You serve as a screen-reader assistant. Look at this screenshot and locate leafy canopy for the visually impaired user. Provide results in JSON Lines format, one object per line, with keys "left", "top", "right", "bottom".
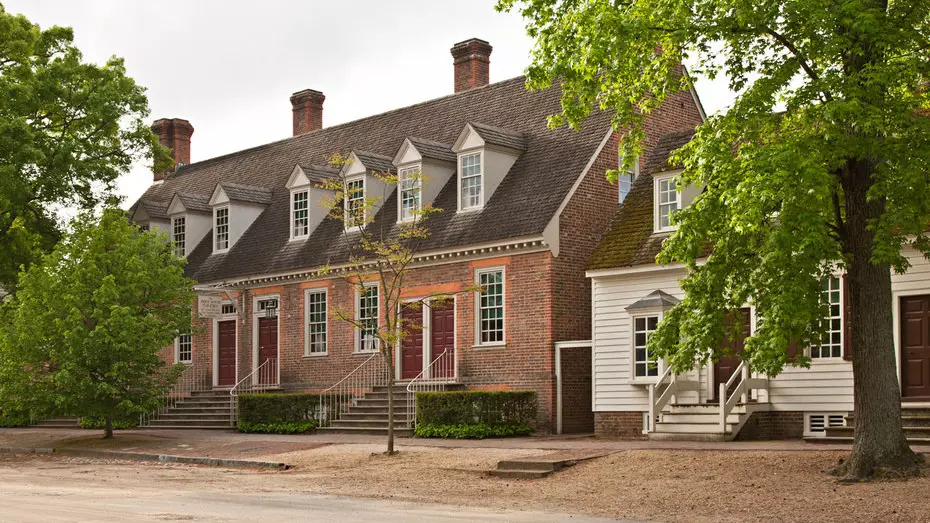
{"left": 0, "top": 4, "right": 171, "bottom": 290}
{"left": 498, "top": 0, "right": 930, "bottom": 375}
{"left": 0, "top": 208, "right": 194, "bottom": 425}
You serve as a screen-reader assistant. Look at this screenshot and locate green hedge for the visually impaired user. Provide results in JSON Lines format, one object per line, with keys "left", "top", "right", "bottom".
{"left": 0, "top": 411, "right": 29, "bottom": 428}
{"left": 238, "top": 420, "right": 317, "bottom": 434}
{"left": 238, "top": 392, "right": 343, "bottom": 434}
{"left": 415, "top": 390, "right": 537, "bottom": 439}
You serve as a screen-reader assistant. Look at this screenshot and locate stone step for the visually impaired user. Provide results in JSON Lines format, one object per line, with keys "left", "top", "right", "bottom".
{"left": 316, "top": 426, "right": 413, "bottom": 437}
{"left": 140, "top": 425, "right": 234, "bottom": 430}
{"left": 360, "top": 391, "right": 415, "bottom": 401}
{"left": 338, "top": 412, "right": 412, "bottom": 421}
{"left": 329, "top": 419, "right": 412, "bottom": 429}
{"left": 660, "top": 413, "right": 741, "bottom": 424}
{"left": 157, "top": 412, "right": 233, "bottom": 421}
{"left": 147, "top": 418, "right": 232, "bottom": 428}
{"left": 161, "top": 406, "right": 235, "bottom": 415}
{"left": 175, "top": 399, "right": 234, "bottom": 408}
{"left": 654, "top": 421, "right": 734, "bottom": 434}
{"left": 352, "top": 399, "right": 412, "bottom": 408}
{"left": 648, "top": 431, "right": 730, "bottom": 442}
{"left": 805, "top": 435, "right": 930, "bottom": 445}
{"left": 343, "top": 404, "right": 411, "bottom": 413}
{"left": 824, "top": 425, "right": 930, "bottom": 439}
{"left": 846, "top": 414, "right": 930, "bottom": 428}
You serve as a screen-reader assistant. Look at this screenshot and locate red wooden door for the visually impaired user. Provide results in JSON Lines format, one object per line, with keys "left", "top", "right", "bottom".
{"left": 258, "top": 317, "right": 278, "bottom": 385}
{"left": 714, "top": 308, "right": 751, "bottom": 399}
{"left": 900, "top": 296, "right": 930, "bottom": 399}
{"left": 430, "top": 301, "right": 455, "bottom": 379}
{"left": 401, "top": 304, "right": 424, "bottom": 380}
{"left": 217, "top": 320, "right": 237, "bottom": 387}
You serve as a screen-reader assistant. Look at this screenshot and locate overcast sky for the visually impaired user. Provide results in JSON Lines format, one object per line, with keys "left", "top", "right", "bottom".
{"left": 5, "top": 0, "right": 735, "bottom": 207}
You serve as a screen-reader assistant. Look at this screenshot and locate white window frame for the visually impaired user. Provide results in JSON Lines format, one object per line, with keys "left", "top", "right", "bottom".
{"left": 654, "top": 173, "right": 680, "bottom": 232}
{"left": 214, "top": 206, "right": 230, "bottom": 253}
{"left": 175, "top": 333, "right": 193, "bottom": 364}
{"left": 398, "top": 165, "right": 422, "bottom": 223}
{"left": 458, "top": 151, "right": 484, "bottom": 212}
{"left": 355, "top": 283, "right": 380, "bottom": 353}
{"left": 172, "top": 215, "right": 186, "bottom": 257}
{"left": 304, "top": 287, "right": 328, "bottom": 356}
{"left": 345, "top": 176, "right": 365, "bottom": 230}
{"left": 804, "top": 412, "right": 847, "bottom": 437}
{"left": 474, "top": 266, "right": 506, "bottom": 347}
{"left": 290, "top": 189, "right": 310, "bottom": 240}
{"left": 810, "top": 275, "right": 844, "bottom": 359}
{"left": 618, "top": 154, "right": 639, "bottom": 204}
{"left": 631, "top": 311, "right": 663, "bottom": 383}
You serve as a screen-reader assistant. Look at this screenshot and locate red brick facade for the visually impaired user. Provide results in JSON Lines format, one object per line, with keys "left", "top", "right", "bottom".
{"left": 734, "top": 411, "right": 804, "bottom": 441}
{"left": 594, "top": 412, "right": 647, "bottom": 439}
{"left": 559, "top": 345, "right": 593, "bottom": 433}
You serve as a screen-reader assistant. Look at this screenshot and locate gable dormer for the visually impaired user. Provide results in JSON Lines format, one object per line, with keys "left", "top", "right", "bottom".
{"left": 451, "top": 122, "right": 526, "bottom": 212}
{"left": 131, "top": 199, "right": 170, "bottom": 233}
{"left": 208, "top": 182, "right": 273, "bottom": 254}
{"left": 392, "top": 138, "right": 456, "bottom": 222}
{"left": 340, "top": 151, "right": 395, "bottom": 229}
{"left": 286, "top": 164, "right": 338, "bottom": 240}
{"left": 166, "top": 193, "right": 212, "bottom": 257}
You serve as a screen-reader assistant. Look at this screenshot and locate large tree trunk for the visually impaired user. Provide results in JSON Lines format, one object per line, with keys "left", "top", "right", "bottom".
{"left": 832, "top": 158, "right": 921, "bottom": 479}
{"left": 103, "top": 416, "right": 113, "bottom": 439}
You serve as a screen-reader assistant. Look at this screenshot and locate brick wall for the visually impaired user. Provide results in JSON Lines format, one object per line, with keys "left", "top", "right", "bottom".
{"left": 735, "top": 411, "right": 805, "bottom": 441}
{"left": 594, "top": 412, "right": 646, "bottom": 439}
{"left": 560, "top": 346, "right": 593, "bottom": 433}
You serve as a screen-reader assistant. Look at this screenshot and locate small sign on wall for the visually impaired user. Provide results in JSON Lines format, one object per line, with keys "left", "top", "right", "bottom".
{"left": 198, "top": 295, "right": 224, "bottom": 319}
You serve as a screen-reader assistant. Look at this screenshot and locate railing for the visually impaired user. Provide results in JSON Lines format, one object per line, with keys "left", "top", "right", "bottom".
{"left": 317, "top": 353, "right": 388, "bottom": 428}
{"left": 647, "top": 365, "right": 701, "bottom": 433}
{"left": 406, "top": 349, "right": 456, "bottom": 428}
{"left": 140, "top": 363, "right": 211, "bottom": 427}
{"left": 229, "top": 358, "right": 279, "bottom": 427}
{"left": 718, "top": 361, "right": 768, "bottom": 432}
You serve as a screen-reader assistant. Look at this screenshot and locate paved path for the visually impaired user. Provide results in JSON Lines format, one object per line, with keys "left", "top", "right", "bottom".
{"left": 0, "top": 474, "right": 637, "bottom": 523}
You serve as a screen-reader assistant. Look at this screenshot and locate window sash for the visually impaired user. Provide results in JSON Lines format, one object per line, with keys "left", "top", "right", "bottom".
{"left": 357, "top": 285, "right": 379, "bottom": 351}
{"left": 477, "top": 269, "right": 504, "bottom": 344}
{"left": 177, "top": 334, "right": 192, "bottom": 363}
{"left": 811, "top": 276, "right": 843, "bottom": 358}
{"left": 460, "top": 153, "right": 482, "bottom": 209}
{"left": 400, "top": 167, "right": 421, "bottom": 221}
{"left": 658, "top": 178, "right": 678, "bottom": 229}
{"left": 172, "top": 217, "right": 186, "bottom": 257}
{"left": 618, "top": 154, "right": 638, "bottom": 204}
{"left": 633, "top": 315, "right": 660, "bottom": 378}
{"left": 292, "top": 191, "right": 309, "bottom": 237}
{"left": 346, "top": 179, "right": 365, "bottom": 227}
{"left": 215, "top": 208, "right": 229, "bottom": 251}
{"left": 306, "top": 290, "right": 327, "bottom": 354}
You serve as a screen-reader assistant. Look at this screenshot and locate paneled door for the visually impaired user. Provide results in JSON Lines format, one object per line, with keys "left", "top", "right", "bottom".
{"left": 401, "top": 303, "right": 424, "bottom": 380}
{"left": 257, "top": 317, "right": 278, "bottom": 385}
{"left": 217, "top": 320, "right": 237, "bottom": 387}
{"left": 901, "top": 296, "right": 930, "bottom": 399}
{"left": 430, "top": 301, "right": 455, "bottom": 379}
{"left": 713, "top": 308, "right": 751, "bottom": 400}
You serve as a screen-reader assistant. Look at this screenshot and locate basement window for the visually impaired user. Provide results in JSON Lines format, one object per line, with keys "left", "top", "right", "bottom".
{"left": 805, "top": 413, "right": 846, "bottom": 436}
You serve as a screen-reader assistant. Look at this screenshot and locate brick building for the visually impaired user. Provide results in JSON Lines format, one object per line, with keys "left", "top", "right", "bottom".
{"left": 131, "top": 38, "right": 704, "bottom": 433}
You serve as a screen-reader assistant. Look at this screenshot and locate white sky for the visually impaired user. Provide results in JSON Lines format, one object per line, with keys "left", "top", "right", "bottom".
{"left": 4, "top": 0, "right": 735, "bottom": 207}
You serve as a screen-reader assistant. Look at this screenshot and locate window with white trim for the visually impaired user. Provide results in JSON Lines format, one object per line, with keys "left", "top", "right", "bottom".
{"left": 221, "top": 303, "right": 236, "bottom": 315}
{"left": 476, "top": 268, "right": 505, "bottom": 345}
{"left": 292, "top": 190, "right": 309, "bottom": 238}
{"left": 399, "top": 166, "right": 421, "bottom": 221}
{"left": 139, "top": 223, "right": 150, "bottom": 232}
{"left": 176, "top": 334, "right": 192, "bottom": 364}
{"left": 306, "top": 289, "right": 327, "bottom": 355}
{"left": 357, "top": 284, "right": 379, "bottom": 352}
{"left": 460, "top": 152, "right": 482, "bottom": 210}
{"left": 346, "top": 178, "right": 365, "bottom": 228}
{"left": 633, "top": 315, "right": 660, "bottom": 378}
{"left": 215, "top": 207, "right": 229, "bottom": 252}
{"left": 618, "top": 154, "right": 639, "bottom": 204}
{"left": 258, "top": 298, "right": 278, "bottom": 317}
{"left": 172, "top": 216, "right": 186, "bottom": 257}
{"left": 656, "top": 176, "right": 679, "bottom": 230}
{"left": 811, "top": 276, "right": 842, "bottom": 358}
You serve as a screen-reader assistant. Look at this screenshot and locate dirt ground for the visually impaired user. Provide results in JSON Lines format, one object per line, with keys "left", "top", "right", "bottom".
{"left": 3, "top": 444, "right": 928, "bottom": 523}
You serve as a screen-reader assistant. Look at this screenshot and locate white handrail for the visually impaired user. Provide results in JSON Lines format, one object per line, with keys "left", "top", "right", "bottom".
{"left": 647, "top": 366, "right": 674, "bottom": 433}
{"left": 719, "top": 362, "right": 768, "bottom": 432}
{"left": 317, "top": 352, "right": 388, "bottom": 428}
{"left": 406, "top": 349, "right": 455, "bottom": 428}
{"left": 230, "top": 358, "right": 279, "bottom": 426}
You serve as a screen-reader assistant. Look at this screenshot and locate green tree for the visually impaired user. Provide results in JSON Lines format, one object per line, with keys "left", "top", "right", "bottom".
{"left": 499, "top": 0, "right": 928, "bottom": 479}
{"left": 0, "top": 4, "right": 171, "bottom": 291}
{"left": 0, "top": 208, "right": 193, "bottom": 438}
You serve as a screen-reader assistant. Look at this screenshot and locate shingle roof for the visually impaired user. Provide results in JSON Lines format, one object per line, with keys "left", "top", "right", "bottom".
{"left": 587, "top": 131, "right": 695, "bottom": 271}
{"left": 139, "top": 199, "right": 169, "bottom": 220}
{"left": 135, "top": 76, "right": 612, "bottom": 284}
{"left": 353, "top": 151, "right": 395, "bottom": 174}
{"left": 299, "top": 164, "right": 340, "bottom": 183}
{"left": 470, "top": 122, "right": 527, "bottom": 151}
{"left": 625, "top": 290, "right": 680, "bottom": 311}
{"left": 219, "top": 183, "right": 274, "bottom": 205}
{"left": 175, "top": 193, "right": 211, "bottom": 213}
{"left": 407, "top": 137, "right": 456, "bottom": 163}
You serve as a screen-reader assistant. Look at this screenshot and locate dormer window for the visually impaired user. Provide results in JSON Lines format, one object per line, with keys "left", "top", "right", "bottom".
{"left": 655, "top": 174, "right": 679, "bottom": 232}
{"left": 215, "top": 207, "right": 229, "bottom": 252}
{"left": 345, "top": 177, "right": 365, "bottom": 228}
{"left": 172, "top": 216, "right": 186, "bottom": 257}
{"left": 618, "top": 154, "right": 639, "bottom": 204}
{"left": 292, "top": 190, "right": 309, "bottom": 239}
{"left": 460, "top": 152, "right": 483, "bottom": 210}
{"left": 399, "top": 166, "right": 421, "bottom": 221}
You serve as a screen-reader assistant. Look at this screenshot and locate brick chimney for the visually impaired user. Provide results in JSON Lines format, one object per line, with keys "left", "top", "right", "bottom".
{"left": 290, "top": 89, "right": 325, "bottom": 136}
{"left": 451, "top": 38, "right": 492, "bottom": 93}
{"left": 151, "top": 118, "right": 194, "bottom": 182}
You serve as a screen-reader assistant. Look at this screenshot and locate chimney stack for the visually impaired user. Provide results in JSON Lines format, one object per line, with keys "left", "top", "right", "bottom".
{"left": 451, "top": 38, "right": 492, "bottom": 93}
{"left": 290, "top": 89, "right": 325, "bottom": 136}
{"left": 151, "top": 118, "right": 194, "bottom": 182}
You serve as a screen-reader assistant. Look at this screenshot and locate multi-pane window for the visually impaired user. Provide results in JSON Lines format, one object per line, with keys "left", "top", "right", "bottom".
{"left": 221, "top": 304, "right": 236, "bottom": 315}
{"left": 139, "top": 223, "right": 150, "bottom": 232}
{"left": 477, "top": 269, "right": 505, "bottom": 344}
{"left": 618, "top": 154, "right": 638, "bottom": 204}
{"left": 357, "top": 285, "right": 379, "bottom": 351}
{"left": 811, "top": 276, "right": 842, "bottom": 358}
{"left": 460, "top": 153, "right": 482, "bottom": 210}
{"left": 658, "top": 177, "right": 679, "bottom": 230}
{"left": 292, "top": 190, "right": 309, "bottom": 238}
{"left": 633, "top": 315, "right": 660, "bottom": 378}
{"left": 172, "top": 216, "right": 186, "bottom": 257}
{"left": 399, "top": 166, "right": 421, "bottom": 221}
{"left": 215, "top": 207, "right": 229, "bottom": 252}
{"left": 306, "top": 289, "right": 327, "bottom": 355}
{"left": 346, "top": 178, "right": 365, "bottom": 227}
{"left": 177, "top": 334, "right": 192, "bottom": 364}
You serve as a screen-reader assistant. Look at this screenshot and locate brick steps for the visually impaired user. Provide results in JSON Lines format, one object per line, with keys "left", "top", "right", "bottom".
{"left": 316, "top": 383, "right": 457, "bottom": 436}
{"left": 32, "top": 417, "right": 81, "bottom": 429}
{"left": 141, "top": 389, "right": 235, "bottom": 430}
{"left": 810, "top": 406, "right": 930, "bottom": 444}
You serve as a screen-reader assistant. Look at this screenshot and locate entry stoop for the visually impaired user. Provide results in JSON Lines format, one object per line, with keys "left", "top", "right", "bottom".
{"left": 316, "top": 383, "right": 462, "bottom": 437}
{"left": 142, "top": 390, "right": 236, "bottom": 430}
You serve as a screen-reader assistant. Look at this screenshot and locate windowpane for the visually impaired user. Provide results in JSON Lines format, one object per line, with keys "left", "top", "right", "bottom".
{"left": 633, "top": 315, "right": 659, "bottom": 377}
{"left": 307, "top": 290, "right": 327, "bottom": 354}
{"left": 177, "top": 334, "right": 192, "bottom": 363}
{"left": 658, "top": 178, "right": 679, "bottom": 229}
{"left": 478, "top": 269, "right": 505, "bottom": 344}
{"left": 292, "top": 191, "right": 309, "bottom": 237}
{"left": 400, "top": 167, "right": 421, "bottom": 221}
{"left": 215, "top": 208, "right": 229, "bottom": 251}
{"left": 618, "top": 154, "right": 638, "bottom": 204}
{"left": 811, "top": 276, "right": 842, "bottom": 358}
{"left": 346, "top": 179, "right": 365, "bottom": 227}
{"left": 460, "top": 153, "right": 482, "bottom": 209}
{"left": 172, "top": 216, "right": 186, "bottom": 257}
{"left": 358, "top": 285, "right": 379, "bottom": 351}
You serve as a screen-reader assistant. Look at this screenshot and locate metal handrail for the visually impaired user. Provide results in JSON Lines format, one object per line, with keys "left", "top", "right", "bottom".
{"left": 229, "top": 358, "right": 278, "bottom": 426}
{"left": 406, "top": 348, "right": 455, "bottom": 428}
{"left": 317, "top": 352, "right": 388, "bottom": 428}
{"left": 140, "top": 362, "right": 210, "bottom": 427}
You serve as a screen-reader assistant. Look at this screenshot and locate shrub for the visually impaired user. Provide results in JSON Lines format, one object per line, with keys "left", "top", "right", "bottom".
{"left": 238, "top": 420, "right": 317, "bottom": 434}
{"left": 0, "top": 411, "right": 29, "bottom": 428}
{"left": 415, "top": 390, "right": 537, "bottom": 439}
{"left": 80, "top": 416, "right": 138, "bottom": 430}
{"left": 237, "top": 392, "right": 343, "bottom": 434}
